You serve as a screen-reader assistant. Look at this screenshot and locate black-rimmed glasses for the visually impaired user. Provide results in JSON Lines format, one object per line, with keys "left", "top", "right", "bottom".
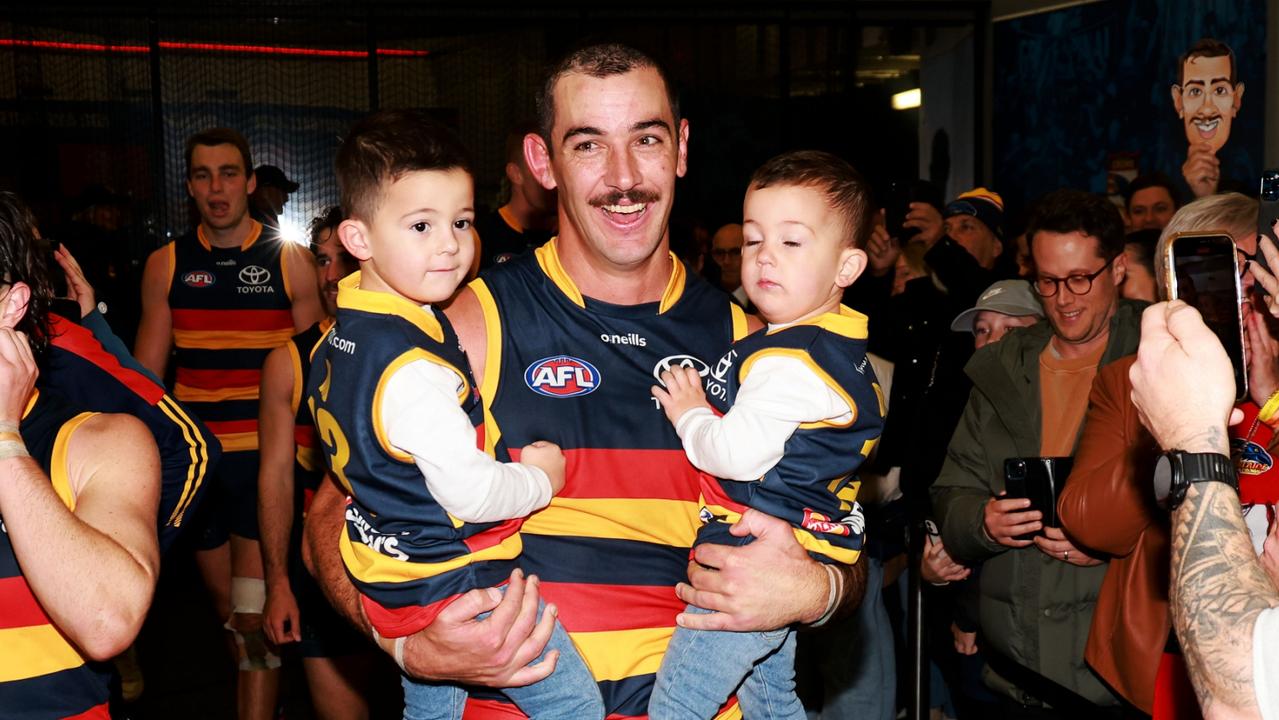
{"left": 1032, "top": 256, "right": 1116, "bottom": 298}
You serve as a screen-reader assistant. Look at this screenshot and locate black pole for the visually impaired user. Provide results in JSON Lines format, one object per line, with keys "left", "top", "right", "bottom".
{"left": 148, "top": 9, "right": 166, "bottom": 235}
{"left": 907, "top": 515, "right": 929, "bottom": 720}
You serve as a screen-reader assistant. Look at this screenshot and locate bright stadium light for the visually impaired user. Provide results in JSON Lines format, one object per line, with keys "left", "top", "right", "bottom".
{"left": 892, "top": 88, "right": 921, "bottom": 110}
{"left": 278, "top": 216, "right": 308, "bottom": 246}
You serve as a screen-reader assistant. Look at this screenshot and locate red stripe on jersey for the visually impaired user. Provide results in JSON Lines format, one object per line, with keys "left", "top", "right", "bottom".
{"left": 48, "top": 316, "right": 165, "bottom": 404}
{"left": 539, "top": 582, "right": 681, "bottom": 633}
{"left": 172, "top": 308, "right": 294, "bottom": 332}
{"left": 0, "top": 576, "right": 51, "bottom": 629}
{"left": 175, "top": 367, "right": 262, "bottom": 390}
{"left": 361, "top": 592, "right": 455, "bottom": 638}
{"left": 64, "top": 703, "right": 110, "bottom": 720}
{"left": 462, "top": 519, "right": 522, "bottom": 554}
{"left": 698, "top": 475, "right": 747, "bottom": 514}
{"left": 204, "top": 419, "right": 258, "bottom": 435}
{"left": 506, "top": 448, "right": 698, "bottom": 502}
{"left": 463, "top": 699, "right": 651, "bottom": 720}
{"left": 294, "top": 425, "right": 318, "bottom": 448}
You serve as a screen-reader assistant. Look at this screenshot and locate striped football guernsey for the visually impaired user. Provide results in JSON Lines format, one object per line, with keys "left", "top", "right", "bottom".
{"left": 465, "top": 240, "right": 749, "bottom": 719}
{"left": 307, "top": 273, "right": 520, "bottom": 638}
{"left": 0, "top": 391, "right": 111, "bottom": 719}
{"left": 166, "top": 221, "right": 297, "bottom": 452}
{"left": 285, "top": 319, "right": 330, "bottom": 515}
{"left": 697, "top": 306, "right": 885, "bottom": 565}
{"left": 44, "top": 313, "right": 219, "bottom": 553}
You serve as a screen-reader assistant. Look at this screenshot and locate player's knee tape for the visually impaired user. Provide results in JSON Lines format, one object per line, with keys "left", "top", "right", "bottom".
{"left": 226, "top": 577, "right": 280, "bottom": 671}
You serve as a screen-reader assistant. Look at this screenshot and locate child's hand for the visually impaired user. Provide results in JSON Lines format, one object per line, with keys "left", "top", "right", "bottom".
{"left": 650, "top": 366, "right": 710, "bottom": 425}
{"left": 521, "top": 441, "right": 566, "bottom": 495}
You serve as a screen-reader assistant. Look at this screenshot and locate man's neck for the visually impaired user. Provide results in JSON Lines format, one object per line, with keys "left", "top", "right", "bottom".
{"left": 555, "top": 232, "right": 674, "bottom": 306}
{"left": 201, "top": 214, "right": 254, "bottom": 249}
{"left": 1050, "top": 323, "right": 1111, "bottom": 361}
{"left": 505, "top": 195, "right": 555, "bottom": 233}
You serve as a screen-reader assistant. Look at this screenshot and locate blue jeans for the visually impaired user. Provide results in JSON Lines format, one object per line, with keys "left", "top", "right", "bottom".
{"left": 400, "top": 598, "right": 603, "bottom": 720}
{"left": 649, "top": 605, "right": 806, "bottom": 720}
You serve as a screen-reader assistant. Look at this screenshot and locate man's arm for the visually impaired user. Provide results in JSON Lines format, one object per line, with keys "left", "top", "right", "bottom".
{"left": 931, "top": 389, "right": 1009, "bottom": 563}
{"left": 0, "top": 413, "right": 161, "bottom": 660}
{"left": 258, "top": 345, "right": 301, "bottom": 644}
{"left": 284, "top": 244, "right": 323, "bottom": 332}
{"left": 134, "top": 246, "right": 173, "bottom": 380}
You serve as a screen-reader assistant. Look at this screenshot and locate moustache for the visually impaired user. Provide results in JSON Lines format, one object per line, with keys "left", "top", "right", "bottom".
{"left": 589, "top": 189, "right": 660, "bottom": 208}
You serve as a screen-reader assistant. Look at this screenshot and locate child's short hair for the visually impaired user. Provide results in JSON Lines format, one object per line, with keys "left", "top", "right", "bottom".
{"left": 336, "top": 109, "right": 472, "bottom": 222}
{"left": 749, "top": 151, "right": 874, "bottom": 249}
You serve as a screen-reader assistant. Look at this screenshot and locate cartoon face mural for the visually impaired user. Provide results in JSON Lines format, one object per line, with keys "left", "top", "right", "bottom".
{"left": 1171, "top": 38, "right": 1245, "bottom": 155}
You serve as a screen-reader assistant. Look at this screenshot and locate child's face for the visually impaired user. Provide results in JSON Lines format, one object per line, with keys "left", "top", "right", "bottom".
{"left": 741, "top": 183, "right": 865, "bottom": 325}
{"left": 351, "top": 168, "right": 475, "bottom": 305}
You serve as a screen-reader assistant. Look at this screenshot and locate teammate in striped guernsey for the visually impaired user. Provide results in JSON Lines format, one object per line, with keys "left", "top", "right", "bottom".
{"left": 647, "top": 152, "right": 885, "bottom": 720}
{"left": 135, "top": 128, "right": 323, "bottom": 720}
{"left": 257, "top": 206, "right": 383, "bottom": 717}
{"left": 306, "top": 44, "right": 868, "bottom": 719}
{"left": 0, "top": 191, "right": 162, "bottom": 719}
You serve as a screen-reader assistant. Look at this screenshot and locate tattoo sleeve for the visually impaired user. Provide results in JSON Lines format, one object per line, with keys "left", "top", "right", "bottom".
{"left": 1171, "top": 479, "right": 1279, "bottom": 717}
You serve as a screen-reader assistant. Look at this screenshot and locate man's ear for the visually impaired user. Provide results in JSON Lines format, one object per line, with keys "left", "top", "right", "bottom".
{"left": 836, "top": 248, "right": 868, "bottom": 289}
{"left": 337, "top": 219, "right": 373, "bottom": 262}
{"left": 0, "top": 282, "right": 31, "bottom": 330}
{"left": 523, "top": 133, "right": 557, "bottom": 191}
{"left": 246, "top": 172, "right": 257, "bottom": 197}
{"left": 1171, "top": 84, "right": 1184, "bottom": 117}
{"left": 505, "top": 161, "right": 523, "bottom": 188}
{"left": 1111, "top": 251, "right": 1127, "bottom": 286}
{"left": 676, "top": 118, "right": 690, "bottom": 179}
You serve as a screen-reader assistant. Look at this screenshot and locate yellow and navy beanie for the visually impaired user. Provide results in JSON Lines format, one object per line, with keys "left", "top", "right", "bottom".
{"left": 943, "top": 187, "right": 1004, "bottom": 238}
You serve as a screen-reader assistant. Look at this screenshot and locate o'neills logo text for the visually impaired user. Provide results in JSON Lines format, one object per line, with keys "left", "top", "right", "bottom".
{"left": 600, "top": 332, "right": 647, "bottom": 347}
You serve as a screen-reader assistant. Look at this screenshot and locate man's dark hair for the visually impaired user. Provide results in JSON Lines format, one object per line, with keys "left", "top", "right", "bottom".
{"left": 1124, "top": 173, "right": 1181, "bottom": 211}
{"left": 308, "top": 205, "right": 345, "bottom": 247}
{"left": 335, "top": 109, "right": 473, "bottom": 222}
{"left": 1177, "top": 38, "right": 1237, "bottom": 86}
{"left": 0, "top": 191, "right": 56, "bottom": 357}
{"left": 749, "top": 150, "right": 875, "bottom": 250}
{"left": 185, "top": 127, "right": 254, "bottom": 179}
{"left": 1025, "top": 189, "right": 1126, "bottom": 264}
{"left": 1124, "top": 228, "right": 1161, "bottom": 275}
{"left": 536, "top": 43, "right": 680, "bottom": 148}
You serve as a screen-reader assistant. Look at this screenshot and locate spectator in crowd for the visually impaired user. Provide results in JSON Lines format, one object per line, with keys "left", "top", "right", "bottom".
{"left": 474, "top": 120, "right": 558, "bottom": 268}
{"left": 249, "top": 164, "right": 299, "bottom": 233}
{"left": 710, "top": 222, "right": 746, "bottom": 305}
{"left": 949, "top": 278, "right": 1044, "bottom": 350}
{"left": 932, "top": 189, "right": 1140, "bottom": 716}
{"left": 1121, "top": 229, "right": 1162, "bottom": 303}
{"left": 1125, "top": 174, "right": 1180, "bottom": 232}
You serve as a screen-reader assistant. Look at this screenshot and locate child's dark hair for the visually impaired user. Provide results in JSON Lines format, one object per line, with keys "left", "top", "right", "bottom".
{"left": 336, "top": 109, "right": 473, "bottom": 222}
{"left": 749, "top": 150, "right": 874, "bottom": 249}
{"left": 0, "top": 191, "right": 56, "bottom": 358}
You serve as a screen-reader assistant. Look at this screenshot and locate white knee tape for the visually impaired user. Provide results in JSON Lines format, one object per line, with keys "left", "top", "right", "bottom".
{"left": 230, "top": 576, "right": 266, "bottom": 616}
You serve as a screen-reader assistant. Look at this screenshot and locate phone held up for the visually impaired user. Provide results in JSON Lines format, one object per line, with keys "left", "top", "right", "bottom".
{"left": 1160, "top": 232, "right": 1248, "bottom": 401}
{"left": 1003, "top": 457, "right": 1072, "bottom": 541}
{"left": 1257, "top": 168, "right": 1279, "bottom": 276}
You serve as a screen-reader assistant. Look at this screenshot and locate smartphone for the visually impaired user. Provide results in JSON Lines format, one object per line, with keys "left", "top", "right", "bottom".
{"left": 1258, "top": 169, "right": 1279, "bottom": 275}
{"left": 1003, "top": 457, "right": 1073, "bottom": 540}
{"left": 1161, "top": 232, "right": 1248, "bottom": 401}
{"left": 883, "top": 179, "right": 943, "bottom": 243}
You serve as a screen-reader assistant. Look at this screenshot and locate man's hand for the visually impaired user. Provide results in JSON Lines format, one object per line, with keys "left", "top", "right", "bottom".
{"left": 1182, "top": 143, "right": 1221, "bottom": 199}
{"left": 921, "top": 538, "right": 971, "bottom": 584}
{"left": 1247, "top": 308, "right": 1279, "bottom": 407}
{"left": 0, "top": 328, "right": 36, "bottom": 424}
{"left": 902, "top": 202, "right": 944, "bottom": 246}
{"left": 1130, "top": 301, "right": 1239, "bottom": 455}
{"left": 263, "top": 580, "right": 302, "bottom": 645}
{"left": 983, "top": 492, "right": 1042, "bottom": 548}
{"left": 866, "top": 217, "right": 900, "bottom": 278}
{"left": 951, "top": 622, "right": 978, "bottom": 656}
{"left": 676, "top": 509, "right": 827, "bottom": 631}
{"left": 53, "top": 245, "right": 97, "bottom": 319}
{"left": 1262, "top": 517, "right": 1279, "bottom": 592}
{"left": 651, "top": 367, "right": 711, "bottom": 427}
{"left": 399, "top": 569, "right": 558, "bottom": 687}
{"left": 1033, "top": 526, "right": 1103, "bottom": 567}
{"left": 1249, "top": 232, "right": 1279, "bottom": 319}
{"left": 520, "top": 441, "right": 566, "bottom": 495}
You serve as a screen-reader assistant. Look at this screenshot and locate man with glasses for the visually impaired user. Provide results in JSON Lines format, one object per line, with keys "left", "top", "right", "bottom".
{"left": 710, "top": 222, "right": 747, "bottom": 306}
{"left": 931, "top": 189, "right": 1140, "bottom": 716}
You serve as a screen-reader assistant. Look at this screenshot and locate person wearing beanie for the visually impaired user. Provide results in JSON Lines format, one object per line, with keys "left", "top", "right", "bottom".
{"left": 902, "top": 186, "right": 1015, "bottom": 310}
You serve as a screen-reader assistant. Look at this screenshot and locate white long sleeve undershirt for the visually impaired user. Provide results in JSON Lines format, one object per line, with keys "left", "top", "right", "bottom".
{"left": 380, "top": 358, "right": 551, "bottom": 524}
{"left": 674, "top": 354, "right": 851, "bottom": 481}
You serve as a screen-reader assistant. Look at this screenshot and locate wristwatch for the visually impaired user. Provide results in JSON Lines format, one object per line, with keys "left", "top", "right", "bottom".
{"left": 1153, "top": 451, "right": 1237, "bottom": 511}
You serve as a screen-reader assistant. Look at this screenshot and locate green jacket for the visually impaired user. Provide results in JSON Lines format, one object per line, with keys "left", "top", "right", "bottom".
{"left": 931, "top": 299, "right": 1145, "bottom": 707}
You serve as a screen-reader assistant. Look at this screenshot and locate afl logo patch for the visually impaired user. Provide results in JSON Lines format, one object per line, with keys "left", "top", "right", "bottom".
{"left": 1233, "top": 438, "right": 1274, "bottom": 476}
{"left": 239, "top": 265, "right": 271, "bottom": 285}
{"left": 183, "top": 270, "right": 215, "bottom": 288}
{"left": 524, "top": 356, "right": 601, "bottom": 398}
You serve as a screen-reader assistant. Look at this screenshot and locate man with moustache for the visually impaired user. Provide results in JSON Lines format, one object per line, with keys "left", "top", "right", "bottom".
{"left": 1173, "top": 39, "right": 1245, "bottom": 199}
{"left": 304, "top": 44, "right": 866, "bottom": 719}
{"left": 932, "top": 190, "right": 1139, "bottom": 716}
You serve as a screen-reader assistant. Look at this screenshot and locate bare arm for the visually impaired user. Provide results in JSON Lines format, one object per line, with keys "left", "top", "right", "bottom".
{"left": 1, "top": 413, "right": 161, "bottom": 661}
{"left": 284, "top": 244, "right": 324, "bottom": 332}
{"left": 134, "top": 246, "right": 173, "bottom": 379}
{"left": 258, "top": 345, "right": 301, "bottom": 643}
{"left": 443, "top": 286, "right": 487, "bottom": 384}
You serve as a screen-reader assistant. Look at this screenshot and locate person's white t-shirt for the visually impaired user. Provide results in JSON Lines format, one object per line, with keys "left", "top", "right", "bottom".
{"left": 1254, "top": 606, "right": 1279, "bottom": 718}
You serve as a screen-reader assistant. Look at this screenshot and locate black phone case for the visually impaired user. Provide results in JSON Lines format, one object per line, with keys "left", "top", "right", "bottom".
{"left": 1002, "top": 457, "right": 1073, "bottom": 540}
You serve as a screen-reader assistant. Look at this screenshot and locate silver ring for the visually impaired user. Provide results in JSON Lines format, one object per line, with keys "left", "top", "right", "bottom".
{"left": 1063, "top": 550, "right": 1070, "bottom": 561}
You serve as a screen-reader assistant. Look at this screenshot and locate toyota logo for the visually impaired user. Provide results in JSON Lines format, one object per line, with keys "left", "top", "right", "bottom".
{"left": 652, "top": 354, "right": 710, "bottom": 382}
{"left": 239, "top": 265, "right": 271, "bottom": 285}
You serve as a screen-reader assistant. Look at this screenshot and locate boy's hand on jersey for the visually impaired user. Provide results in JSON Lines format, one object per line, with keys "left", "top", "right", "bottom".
{"left": 521, "top": 441, "right": 566, "bottom": 495}
{"left": 651, "top": 366, "right": 710, "bottom": 425}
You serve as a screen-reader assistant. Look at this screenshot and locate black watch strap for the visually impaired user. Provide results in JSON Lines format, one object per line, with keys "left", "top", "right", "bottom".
{"left": 1180, "top": 452, "right": 1238, "bottom": 491}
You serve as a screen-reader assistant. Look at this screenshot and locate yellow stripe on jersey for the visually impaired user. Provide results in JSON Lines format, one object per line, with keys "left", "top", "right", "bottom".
{"left": 286, "top": 338, "right": 304, "bottom": 414}
{"left": 520, "top": 497, "right": 700, "bottom": 547}
{"left": 50, "top": 412, "right": 97, "bottom": 511}
{"left": 174, "top": 383, "right": 260, "bottom": 403}
{"left": 339, "top": 528, "right": 523, "bottom": 584}
{"left": 469, "top": 279, "right": 505, "bottom": 457}
{"left": 730, "top": 302, "right": 749, "bottom": 341}
{"left": 335, "top": 272, "right": 444, "bottom": 344}
{"left": 534, "top": 239, "right": 585, "bottom": 309}
{"left": 656, "top": 253, "right": 686, "bottom": 314}
{"left": 372, "top": 348, "right": 470, "bottom": 464}
{"left": 703, "top": 502, "right": 861, "bottom": 565}
{"left": 570, "top": 626, "right": 672, "bottom": 682}
{"left": 173, "top": 327, "right": 296, "bottom": 351}
{"left": 164, "top": 242, "right": 176, "bottom": 289}
{"left": 216, "top": 431, "right": 259, "bottom": 453}
{"left": 738, "top": 348, "right": 858, "bottom": 430}
{"left": 0, "top": 625, "right": 85, "bottom": 681}
{"left": 770, "top": 304, "right": 868, "bottom": 340}
{"left": 296, "top": 446, "right": 324, "bottom": 472}
{"left": 157, "top": 396, "right": 210, "bottom": 527}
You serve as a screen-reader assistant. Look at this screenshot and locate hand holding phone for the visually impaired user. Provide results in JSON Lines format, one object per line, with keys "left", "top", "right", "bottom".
{"left": 1160, "top": 232, "right": 1248, "bottom": 400}
{"left": 1002, "top": 457, "right": 1072, "bottom": 540}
